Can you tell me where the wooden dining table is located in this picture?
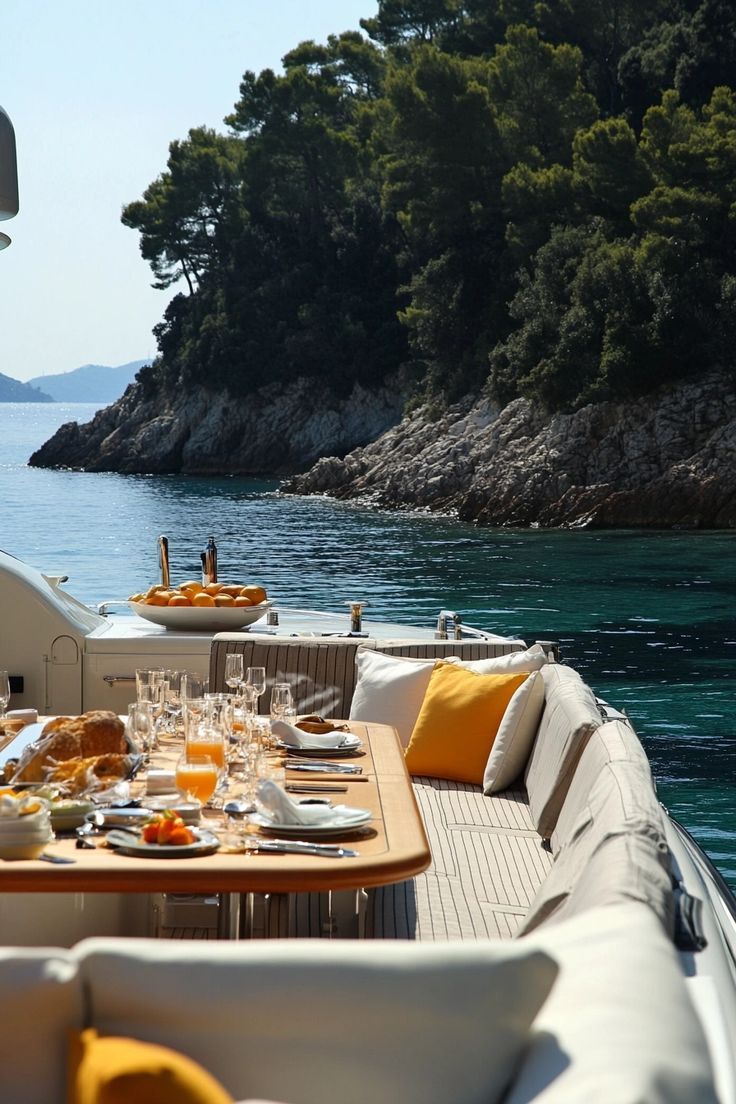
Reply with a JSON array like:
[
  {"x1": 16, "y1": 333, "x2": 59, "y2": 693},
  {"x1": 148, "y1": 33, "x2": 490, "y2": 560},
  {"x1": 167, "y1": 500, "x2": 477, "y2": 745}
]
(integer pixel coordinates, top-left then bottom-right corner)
[{"x1": 0, "y1": 721, "x2": 431, "y2": 900}]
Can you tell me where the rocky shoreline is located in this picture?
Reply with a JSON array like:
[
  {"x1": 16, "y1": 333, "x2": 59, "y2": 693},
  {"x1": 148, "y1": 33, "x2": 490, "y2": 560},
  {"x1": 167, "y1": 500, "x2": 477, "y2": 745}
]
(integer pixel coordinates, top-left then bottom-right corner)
[
  {"x1": 283, "y1": 370, "x2": 736, "y2": 529},
  {"x1": 28, "y1": 375, "x2": 407, "y2": 476},
  {"x1": 29, "y1": 365, "x2": 736, "y2": 529}
]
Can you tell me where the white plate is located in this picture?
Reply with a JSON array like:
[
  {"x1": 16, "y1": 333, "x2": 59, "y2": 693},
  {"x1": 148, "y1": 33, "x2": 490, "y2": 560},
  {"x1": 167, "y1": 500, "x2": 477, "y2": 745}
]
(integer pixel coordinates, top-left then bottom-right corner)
[
  {"x1": 275, "y1": 735, "x2": 363, "y2": 757},
  {"x1": 105, "y1": 827, "x2": 220, "y2": 858},
  {"x1": 129, "y1": 600, "x2": 271, "y2": 632},
  {"x1": 86, "y1": 807, "x2": 153, "y2": 828},
  {"x1": 250, "y1": 808, "x2": 372, "y2": 837},
  {"x1": 144, "y1": 798, "x2": 201, "y2": 824}
]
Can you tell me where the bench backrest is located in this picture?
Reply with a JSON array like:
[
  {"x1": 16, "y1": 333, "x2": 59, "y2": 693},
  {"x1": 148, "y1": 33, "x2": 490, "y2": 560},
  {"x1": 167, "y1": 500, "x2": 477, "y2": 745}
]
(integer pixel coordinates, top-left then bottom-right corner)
[{"x1": 209, "y1": 634, "x2": 523, "y2": 717}]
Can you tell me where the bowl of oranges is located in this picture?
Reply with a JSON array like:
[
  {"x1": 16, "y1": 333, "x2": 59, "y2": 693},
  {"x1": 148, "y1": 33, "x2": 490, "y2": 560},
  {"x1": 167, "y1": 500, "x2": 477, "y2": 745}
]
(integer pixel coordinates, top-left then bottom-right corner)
[{"x1": 128, "y1": 581, "x2": 271, "y2": 631}]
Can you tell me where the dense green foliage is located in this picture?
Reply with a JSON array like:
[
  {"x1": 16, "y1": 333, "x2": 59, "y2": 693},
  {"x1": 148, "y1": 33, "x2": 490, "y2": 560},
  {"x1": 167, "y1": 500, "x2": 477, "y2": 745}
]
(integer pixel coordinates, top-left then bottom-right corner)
[{"x1": 124, "y1": 1, "x2": 736, "y2": 411}]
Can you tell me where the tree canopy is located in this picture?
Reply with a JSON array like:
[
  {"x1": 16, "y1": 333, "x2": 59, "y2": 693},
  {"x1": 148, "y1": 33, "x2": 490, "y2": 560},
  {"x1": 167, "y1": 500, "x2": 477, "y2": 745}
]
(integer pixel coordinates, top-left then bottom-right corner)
[{"x1": 124, "y1": 0, "x2": 736, "y2": 412}]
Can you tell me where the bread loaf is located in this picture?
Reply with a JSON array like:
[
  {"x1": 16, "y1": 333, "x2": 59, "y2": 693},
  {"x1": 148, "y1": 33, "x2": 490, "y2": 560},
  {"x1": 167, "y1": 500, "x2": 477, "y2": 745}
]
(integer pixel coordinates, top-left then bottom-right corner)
[{"x1": 13, "y1": 711, "x2": 127, "y2": 783}]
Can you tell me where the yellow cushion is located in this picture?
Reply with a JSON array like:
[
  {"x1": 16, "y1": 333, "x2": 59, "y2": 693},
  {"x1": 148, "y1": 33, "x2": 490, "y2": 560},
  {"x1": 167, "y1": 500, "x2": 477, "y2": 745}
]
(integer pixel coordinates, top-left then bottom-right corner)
[
  {"x1": 68, "y1": 1028, "x2": 234, "y2": 1104},
  {"x1": 405, "y1": 664, "x2": 528, "y2": 784}
]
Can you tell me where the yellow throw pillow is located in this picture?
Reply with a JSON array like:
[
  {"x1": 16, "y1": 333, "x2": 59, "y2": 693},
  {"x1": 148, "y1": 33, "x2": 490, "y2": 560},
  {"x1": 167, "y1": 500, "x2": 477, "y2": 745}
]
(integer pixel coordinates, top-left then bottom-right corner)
[
  {"x1": 68, "y1": 1028, "x2": 234, "y2": 1104},
  {"x1": 405, "y1": 664, "x2": 528, "y2": 784}
]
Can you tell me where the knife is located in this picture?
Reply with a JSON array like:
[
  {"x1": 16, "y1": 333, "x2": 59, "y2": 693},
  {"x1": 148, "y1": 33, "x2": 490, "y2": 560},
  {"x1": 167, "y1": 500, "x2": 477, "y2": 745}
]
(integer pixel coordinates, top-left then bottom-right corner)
[
  {"x1": 246, "y1": 838, "x2": 358, "y2": 858},
  {"x1": 285, "y1": 761, "x2": 362, "y2": 774},
  {"x1": 285, "y1": 784, "x2": 349, "y2": 794}
]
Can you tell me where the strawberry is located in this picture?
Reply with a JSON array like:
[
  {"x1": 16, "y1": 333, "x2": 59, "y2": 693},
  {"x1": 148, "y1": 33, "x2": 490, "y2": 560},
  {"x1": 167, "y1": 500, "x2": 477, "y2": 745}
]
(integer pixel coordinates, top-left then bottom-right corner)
[{"x1": 141, "y1": 821, "x2": 160, "y2": 843}]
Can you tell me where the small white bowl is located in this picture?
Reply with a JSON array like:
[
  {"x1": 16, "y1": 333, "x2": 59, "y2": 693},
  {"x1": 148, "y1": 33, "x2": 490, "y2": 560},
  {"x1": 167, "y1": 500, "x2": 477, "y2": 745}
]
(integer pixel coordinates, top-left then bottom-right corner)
[
  {"x1": 50, "y1": 801, "x2": 95, "y2": 832},
  {"x1": 0, "y1": 840, "x2": 49, "y2": 860}
]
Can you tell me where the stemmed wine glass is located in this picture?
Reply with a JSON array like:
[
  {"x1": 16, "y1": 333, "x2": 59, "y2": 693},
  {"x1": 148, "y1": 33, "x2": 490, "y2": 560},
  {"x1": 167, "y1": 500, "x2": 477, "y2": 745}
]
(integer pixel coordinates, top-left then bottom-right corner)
[
  {"x1": 0, "y1": 671, "x2": 10, "y2": 721},
  {"x1": 270, "y1": 682, "x2": 293, "y2": 723}
]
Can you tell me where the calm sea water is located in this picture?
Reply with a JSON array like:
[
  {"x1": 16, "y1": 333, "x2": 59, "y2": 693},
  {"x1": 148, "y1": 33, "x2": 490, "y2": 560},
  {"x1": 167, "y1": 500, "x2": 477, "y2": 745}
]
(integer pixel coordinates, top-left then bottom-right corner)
[{"x1": 2, "y1": 402, "x2": 735, "y2": 885}]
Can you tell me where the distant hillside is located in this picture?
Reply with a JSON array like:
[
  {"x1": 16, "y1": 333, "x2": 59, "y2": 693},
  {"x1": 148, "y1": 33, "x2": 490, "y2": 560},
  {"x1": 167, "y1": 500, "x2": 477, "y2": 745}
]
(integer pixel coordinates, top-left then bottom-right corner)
[
  {"x1": 26, "y1": 359, "x2": 150, "y2": 403},
  {"x1": 0, "y1": 372, "x2": 52, "y2": 402}
]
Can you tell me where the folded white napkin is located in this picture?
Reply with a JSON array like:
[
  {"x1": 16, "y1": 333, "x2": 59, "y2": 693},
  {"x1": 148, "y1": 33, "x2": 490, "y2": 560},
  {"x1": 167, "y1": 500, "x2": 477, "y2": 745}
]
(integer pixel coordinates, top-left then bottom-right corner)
[
  {"x1": 271, "y1": 719, "x2": 348, "y2": 749},
  {"x1": 146, "y1": 769, "x2": 178, "y2": 795},
  {"x1": 255, "y1": 780, "x2": 359, "y2": 826}
]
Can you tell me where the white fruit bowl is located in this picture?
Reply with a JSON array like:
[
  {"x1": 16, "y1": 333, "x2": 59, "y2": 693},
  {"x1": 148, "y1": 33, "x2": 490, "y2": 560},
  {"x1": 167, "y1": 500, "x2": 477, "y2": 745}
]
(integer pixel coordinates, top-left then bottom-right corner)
[{"x1": 129, "y1": 600, "x2": 271, "y2": 632}]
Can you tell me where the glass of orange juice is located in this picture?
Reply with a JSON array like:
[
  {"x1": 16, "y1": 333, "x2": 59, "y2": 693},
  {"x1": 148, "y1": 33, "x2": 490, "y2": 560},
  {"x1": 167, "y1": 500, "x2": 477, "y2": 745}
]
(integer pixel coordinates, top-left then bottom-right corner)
[
  {"x1": 175, "y1": 753, "x2": 219, "y2": 807},
  {"x1": 186, "y1": 727, "x2": 226, "y2": 770}
]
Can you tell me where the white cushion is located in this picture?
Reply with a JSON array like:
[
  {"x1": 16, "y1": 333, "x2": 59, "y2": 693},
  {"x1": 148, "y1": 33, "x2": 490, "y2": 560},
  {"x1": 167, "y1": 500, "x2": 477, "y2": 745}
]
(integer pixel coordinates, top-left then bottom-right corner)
[
  {"x1": 510, "y1": 903, "x2": 717, "y2": 1103},
  {"x1": 77, "y1": 936, "x2": 558, "y2": 1104},
  {"x1": 550, "y1": 719, "x2": 653, "y2": 853},
  {"x1": 445, "y1": 643, "x2": 549, "y2": 674},
  {"x1": 483, "y1": 670, "x2": 545, "y2": 793},
  {"x1": 349, "y1": 646, "x2": 549, "y2": 750},
  {"x1": 0, "y1": 946, "x2": 83, "y2": 1104},
  {"x1": 348, "y1": 650, "x2": 437, "y2": 747},
  {"x1": 524, "y1": 665, "x2": 602, "y2": 839},
  {"x1": 520, "y1": 754, "x2": 674, "y2": 936}
]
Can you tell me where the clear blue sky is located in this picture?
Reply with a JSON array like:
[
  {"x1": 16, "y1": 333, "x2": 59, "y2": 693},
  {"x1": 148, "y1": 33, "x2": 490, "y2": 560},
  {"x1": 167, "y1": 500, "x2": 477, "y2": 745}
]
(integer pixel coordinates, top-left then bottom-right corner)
[{"x1": 1, "y1": 0, "x2": 377, "y2": 381}]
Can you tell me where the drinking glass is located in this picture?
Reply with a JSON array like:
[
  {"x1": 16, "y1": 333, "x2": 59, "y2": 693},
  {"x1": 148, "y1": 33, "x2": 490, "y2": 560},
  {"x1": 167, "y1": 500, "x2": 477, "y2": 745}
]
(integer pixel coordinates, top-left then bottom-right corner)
[
  {"x1": 269, "y1": 682, "x2": 293, "y2": 723},
  {"x1": 135, "y1": 667, "x2": 165, "y2": 706},
  {"x1": 186, "y1": 719, "x2": 228, "y2": 806},
  {"x1": 224, "y1": 653, "x2": 244, "y2": 694},
  {"x1": 126, "y1": 701, "x2": 155, "y2": 753},
  {"x1": 181, "y1": 672, "x2": 207, "y2": 701},
  {"x1": 175, "y1": 753, "x2": 219, "y2": 808},
  {"x1": 161, "y1": 669, "x2": 186, "y2": 734},
  {"x1": 186, "y1": 718, "x2": 225, "y2": 764},
  {"x1": 204, "y1": 692, "x2": 233, "y2": 729},
  {"x1": 0, "y1": 670, "x2": 9, "y2": 720},
  {"x1": 245, "y1": 666, "x2": 266, "y2": 713}
]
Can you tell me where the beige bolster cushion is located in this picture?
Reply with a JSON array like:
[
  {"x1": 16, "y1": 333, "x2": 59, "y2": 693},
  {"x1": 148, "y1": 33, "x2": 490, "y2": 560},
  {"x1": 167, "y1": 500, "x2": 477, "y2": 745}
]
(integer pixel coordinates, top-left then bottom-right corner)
[
  {"x1": 524, "y1": 665, "x2": 602, "y2": 840},
  {"x1": 518, "y1": 757, "x2": 673, "y2": 936},
  {"x1": 550, "y1": 718, "x2": 654, "y2": 853}
]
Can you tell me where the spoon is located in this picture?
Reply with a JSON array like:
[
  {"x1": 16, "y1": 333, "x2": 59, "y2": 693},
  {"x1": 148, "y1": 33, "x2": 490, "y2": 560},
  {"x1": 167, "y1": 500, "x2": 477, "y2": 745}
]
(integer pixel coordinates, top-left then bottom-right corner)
[{"x1": 223, "y1": 800, "x2": 254, "y2": 819}]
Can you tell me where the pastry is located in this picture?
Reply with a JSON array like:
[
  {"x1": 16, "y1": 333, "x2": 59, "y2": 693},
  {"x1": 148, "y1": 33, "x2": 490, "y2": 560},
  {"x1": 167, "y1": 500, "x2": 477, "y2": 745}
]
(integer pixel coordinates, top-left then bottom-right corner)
[{"x1": 12, "y1": 711, "x2": 127, "y2": 783}]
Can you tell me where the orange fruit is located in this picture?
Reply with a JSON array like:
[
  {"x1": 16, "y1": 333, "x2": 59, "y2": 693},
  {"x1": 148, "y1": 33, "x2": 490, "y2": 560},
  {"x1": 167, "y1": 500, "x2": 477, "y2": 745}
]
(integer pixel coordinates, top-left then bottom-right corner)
[
  {"x1": 147, "y1": 590, "x2": 172, "y2": 606},
  {"x1": 214, "y1": 593, "x2": 235, "y2": 607},
  {"x1": 204, "y1": 582, "x2": 223, "y2": 595},
  {"x1": 179, "y1": 580, "x2": 203, "y2": 597},
  {"x1": 219, "y1": 584, "x2": 243, "y2": 598},
  {"x1": 168, "y1": 594, "x2": 192, "y2": 607},
  {"x1": 241, "y1": 585, "x2": 267, "y2": 605},
  {"x1": 233, "y1": 595, "x2": 253, "y2": 607},
  {"x1": 192, "y1": 592, "x2": 216, "y2": 607}
]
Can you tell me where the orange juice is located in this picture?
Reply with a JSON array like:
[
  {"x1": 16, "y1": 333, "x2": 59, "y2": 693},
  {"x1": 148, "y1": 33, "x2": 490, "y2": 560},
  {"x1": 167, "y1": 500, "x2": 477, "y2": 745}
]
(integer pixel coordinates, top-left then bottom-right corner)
[
  {"x1": 175, "y1": 759, "x2": 218, "y2": 804},
  {"x1": 186, "y1": 735, "x2": 226, "y2": 768}
]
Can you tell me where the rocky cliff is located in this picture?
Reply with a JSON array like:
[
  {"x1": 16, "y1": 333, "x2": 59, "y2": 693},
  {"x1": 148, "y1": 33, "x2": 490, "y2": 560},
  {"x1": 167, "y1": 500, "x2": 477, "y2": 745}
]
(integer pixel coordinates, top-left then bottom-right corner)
[
  {"x1": 283, "y1": 369, "x2": 736, "y2": 529},
  {"x1": 28, "y1": 376, "x2": 407, "y2": 476}
]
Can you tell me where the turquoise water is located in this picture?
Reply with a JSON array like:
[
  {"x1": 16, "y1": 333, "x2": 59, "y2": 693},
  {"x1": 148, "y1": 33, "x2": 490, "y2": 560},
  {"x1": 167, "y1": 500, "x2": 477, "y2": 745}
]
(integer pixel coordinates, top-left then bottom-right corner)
[{"x1": 2, "y1": 403, "x2": 735, "y2": 885}]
